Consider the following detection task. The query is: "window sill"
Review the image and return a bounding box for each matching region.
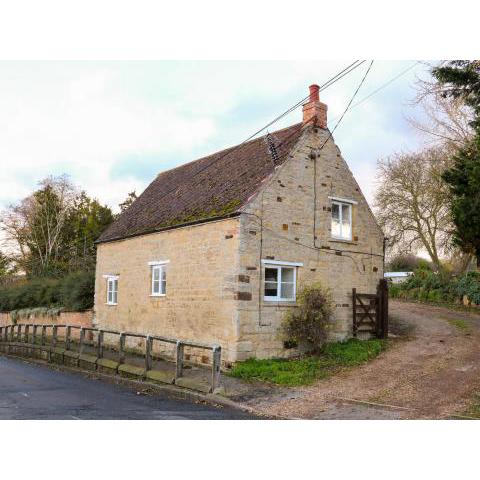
[150,294,166,298]
[105,303,118,306]
[262,302,297,307]
[263,299,297,306]
[328,238,357,245]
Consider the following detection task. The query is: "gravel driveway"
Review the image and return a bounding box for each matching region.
[237,301,480,419]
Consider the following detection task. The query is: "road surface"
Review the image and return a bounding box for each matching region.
[0,356,255,420]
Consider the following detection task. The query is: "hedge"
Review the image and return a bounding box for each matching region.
[389,270,480,305]
[0,270,95,312]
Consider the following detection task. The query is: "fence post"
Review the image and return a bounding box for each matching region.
[24,324,30,344]
[52,325,58,349]
[175,341,184,380]
[97,329,104,360]
[119,332,126,365]
[145,335,152,372]
[352,288,357,337]
[65,326,71,352]
[16,324,22,343]
[41,325,46,346]
[211,346,221,392]
[78,328,85,367]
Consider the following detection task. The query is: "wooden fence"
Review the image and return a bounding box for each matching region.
[0,323,221,393]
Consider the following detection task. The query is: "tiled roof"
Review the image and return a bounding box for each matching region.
[97,122,305,243]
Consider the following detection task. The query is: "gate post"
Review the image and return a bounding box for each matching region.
[376,282,382,337]
[381,279,389,339]
[376,279,389,339]
[352,288,357,337]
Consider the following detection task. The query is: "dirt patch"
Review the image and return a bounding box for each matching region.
[232,301,480,419]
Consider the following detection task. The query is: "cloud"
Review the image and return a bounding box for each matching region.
[0,61,428,213]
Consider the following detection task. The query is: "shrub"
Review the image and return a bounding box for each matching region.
[388,268,480,306]
[0,270,95,312]
[454,272,480,305]
[388,284,401,298]
[59,271,95,311]
[281,283,334,351]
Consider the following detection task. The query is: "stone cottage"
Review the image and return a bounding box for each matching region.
[94,85,384,363]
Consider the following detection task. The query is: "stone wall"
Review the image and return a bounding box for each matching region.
[94,218,241,363]
[93,126,384,363]
[0,310,93,328]
[235,125,384,359]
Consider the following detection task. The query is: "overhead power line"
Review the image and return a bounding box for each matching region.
[140,60,367,208]
[328,61,420,125]
[320,60,374,149]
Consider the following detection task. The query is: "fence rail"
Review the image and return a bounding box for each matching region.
[0,323,221,393]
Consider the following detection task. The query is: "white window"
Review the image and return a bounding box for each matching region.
[262,260,301,302]
[331,200,352,241]
[148,260,169,296]
[151,264,167,296]
[105,276,118,305]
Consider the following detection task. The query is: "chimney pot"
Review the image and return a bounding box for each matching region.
[303,84,327,128]
[309,84,320,102]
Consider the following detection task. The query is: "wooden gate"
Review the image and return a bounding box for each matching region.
[352,279,388,339]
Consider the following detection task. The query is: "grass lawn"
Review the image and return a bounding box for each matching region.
[228,338,388,387]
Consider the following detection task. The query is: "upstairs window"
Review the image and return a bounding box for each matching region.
[331,199,353,241]
[105,276,119,305]
[262,260,302,302]
[149,260,169,296]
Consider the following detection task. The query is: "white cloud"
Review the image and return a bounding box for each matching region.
[0,61,427,213]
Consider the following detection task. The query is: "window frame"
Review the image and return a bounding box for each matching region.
[262,260,301,302]
[330,199,353,241]
[148,260,169,297]
[104,275,119,306]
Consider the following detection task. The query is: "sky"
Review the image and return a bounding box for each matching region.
[0,61,430,214]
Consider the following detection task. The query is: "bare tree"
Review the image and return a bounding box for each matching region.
[409,71,474,148]
[375,148,453,271]
[1,175,77,275]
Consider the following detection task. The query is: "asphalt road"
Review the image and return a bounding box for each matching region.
[0,356,255,420]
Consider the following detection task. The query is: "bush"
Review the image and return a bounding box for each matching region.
[389,268,480,306]
[281,283,333,351]
[59,271,95,311]
[0,270,95,312]
[454,272,480,305]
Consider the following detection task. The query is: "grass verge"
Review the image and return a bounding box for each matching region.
[228,338,387,387]
[460,392,480,419]
[444,317,472,333]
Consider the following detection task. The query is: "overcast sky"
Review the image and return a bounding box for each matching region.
[0,61,430,213]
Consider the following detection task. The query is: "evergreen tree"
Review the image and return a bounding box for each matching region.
[433,61,480,266]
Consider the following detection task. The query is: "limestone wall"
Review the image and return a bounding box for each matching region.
[94,218,241,363]
[235,126,384,359]
[93,126,384,363]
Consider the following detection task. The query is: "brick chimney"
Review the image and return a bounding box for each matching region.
[302,84,327,128]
